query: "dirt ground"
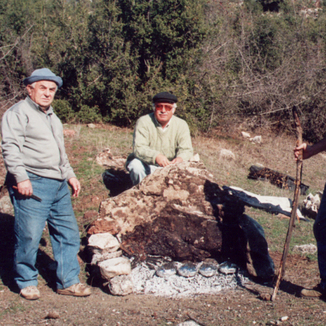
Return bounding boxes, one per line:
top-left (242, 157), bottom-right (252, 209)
top-left (2, 129), bottom-right (326, 326)
top-left (1, 251), bottom-right (326, 326)
top-left (1, 197), bottom-right (325, 326)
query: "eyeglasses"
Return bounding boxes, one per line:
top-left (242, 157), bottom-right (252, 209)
top-left (155, 104), bottom-right (174, 111)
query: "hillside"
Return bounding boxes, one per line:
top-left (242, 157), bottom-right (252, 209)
top-left (1, 124), bottom-right (326, 325)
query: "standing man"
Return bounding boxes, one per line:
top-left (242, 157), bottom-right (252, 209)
top-left (295, 139), bottom-right (326, 298)
top-left (126, 92), bottom-right (193, 185)
top-left (1, 68), bottom-right (91, 300)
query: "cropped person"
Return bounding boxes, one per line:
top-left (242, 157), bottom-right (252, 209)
top-left (1, 68), bottom-right (91, 300)
top-left (126, 92), bottom-right (193, 185)
top-left (294, 138), bottom-right (326, 298)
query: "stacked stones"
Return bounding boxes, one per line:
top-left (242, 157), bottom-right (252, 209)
top-left (88, 232), bottom-right (133, 296)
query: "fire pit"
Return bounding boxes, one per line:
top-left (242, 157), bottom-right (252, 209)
top-left (87, 156), bottom-right (275, 296)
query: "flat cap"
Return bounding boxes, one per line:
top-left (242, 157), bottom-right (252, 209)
top-left (23, 68), bottom-right (63, 88)
top-left (153, 92), bottom-right (177, 104)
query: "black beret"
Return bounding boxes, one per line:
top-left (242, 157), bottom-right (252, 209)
top-left (153, 92), bottom-right (177, 104)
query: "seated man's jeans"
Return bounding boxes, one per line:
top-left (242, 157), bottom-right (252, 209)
top-left (127, 158), bottom-right (160, 185)
top-left (314, 183), bottom-right (326, 291)
top-left (8, 172), bottom-right (80, 290)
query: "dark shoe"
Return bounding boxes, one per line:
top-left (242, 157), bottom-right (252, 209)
top-left (57, 283), bottom-right (91, 297)
top-left (20, 286), bottom-right (40, 300)
top-left (301, 285), bottom-right (325, 298)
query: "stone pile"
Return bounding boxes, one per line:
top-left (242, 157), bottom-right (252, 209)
top-left (87, 230), bottom-right (249, 297)
top-left (87, 154), bottom-right (275, 296)
top-left (87, 232), bottom-right (133, 295)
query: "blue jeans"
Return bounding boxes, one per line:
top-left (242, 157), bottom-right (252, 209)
top-left (127, 158), bottom-right (160, 185)
top-left (8, 172), bottom-right (80, 290)
top-left (314, 183), bottom-right (326, 290)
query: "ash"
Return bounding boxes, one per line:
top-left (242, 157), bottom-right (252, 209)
top-left (130, 262), bottom-right (249, 298)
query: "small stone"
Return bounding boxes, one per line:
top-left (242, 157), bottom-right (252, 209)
top-left (177, 321), bottom-right (200, 326)
top-left (280, 316), bottom-right (289, 321)
top-left (259, 293), bottom-right (272, 301)
top-left (45, 311), bottom-right (60, 319)
top-left (198, 261), bottom-right (218, 277)
top-left (88, 232), bottom-right (120, 251)
top-left (109, 274), bottom-right (133, 296)
top-left (241, 131), bottom-right (251, 139)
top-left (87, 123), bottom-right (96, 128)
top-left (98, 256), bottom-right (131, 280)
top-left (250, 135), bottom-right (262, 144)
top-left (292, 244), bottom-right (317, 255)
top-left (219, 149), bottom-right (236, 160)
top-left (177, 262), bottom-right (198, 278)
top-left (156, 262), bottom-right (177, 278)
top-left (218, 261), bottom-right (238, 275)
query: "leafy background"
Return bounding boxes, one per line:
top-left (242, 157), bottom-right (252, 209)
top-left (1, 0), bottom-right (326, 140)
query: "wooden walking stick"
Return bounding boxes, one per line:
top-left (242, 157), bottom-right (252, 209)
top-left (270, 106), bottom-right (303, 301)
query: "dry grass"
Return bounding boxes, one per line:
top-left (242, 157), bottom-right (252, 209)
top-left (192, 127), bottom-right (326, 254)
top-left (2, 123), bottom-right (326, 326)
top-left (54, 124), bottom-right (326, 257)
top-left (194, 129), bottom-right (326, 195)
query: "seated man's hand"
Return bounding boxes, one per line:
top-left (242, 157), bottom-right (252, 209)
top-left (170, 157), bottom-right (183, 165)
top-left (155, 154), bottom-right (171, 167)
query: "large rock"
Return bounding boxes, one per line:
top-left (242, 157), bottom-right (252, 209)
top-left (88, 158), bottom-right (274, 280)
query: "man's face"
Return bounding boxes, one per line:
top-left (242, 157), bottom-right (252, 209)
top-left (27, 80), bottom-right (57, 111)
top-left (154, 102), bottom-right (175, 127)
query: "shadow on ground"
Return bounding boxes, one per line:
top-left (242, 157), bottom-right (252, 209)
top-left (0, 213), bottom-right (17, 292)
top-left (0, 212), bottom-right (64, 293)
top-left (102, 168), bottom-right (132, 196)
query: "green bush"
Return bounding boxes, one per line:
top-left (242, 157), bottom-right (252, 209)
top-left (76, 105), bottom-right (102, 124)
top-left (52, 100), bottom-right (76, 123)
top-left (2, 0), bottom-right (326, 138)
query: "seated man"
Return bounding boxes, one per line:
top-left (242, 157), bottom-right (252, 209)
top-left (126, 92), bottom-right (193, 185)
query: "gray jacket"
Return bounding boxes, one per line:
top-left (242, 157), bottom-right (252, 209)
top-left (1, 96), bottom-right (76, 183)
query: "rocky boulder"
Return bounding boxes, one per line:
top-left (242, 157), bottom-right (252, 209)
top-left (87, 155), bottom-right (275, 288)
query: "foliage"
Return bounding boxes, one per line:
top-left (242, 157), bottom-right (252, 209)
top-left (76, 105), bottom-right (102, 123)
top-left (52, 99), bottom-right (75, 123)
top-left (1, 0), bottom-right (326, 140)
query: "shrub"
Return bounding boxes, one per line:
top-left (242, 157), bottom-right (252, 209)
top-left (52, 100), bottom-right (75, 123)
top-left (76, 105), bottom-right (102, 124)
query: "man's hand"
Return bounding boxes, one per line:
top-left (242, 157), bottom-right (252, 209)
top-left (294, 137), bottom-right (326, 161)
top-left (17, 179), bottom-right (33, 197)
top-left (155, 154), bottom-right (171, 167)
top-left (68, 177), bottom-right (81, 197)
top-left (170, 157), bottom-right (183, 165)
top-left (294, 143), bottom-right (307, 160)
